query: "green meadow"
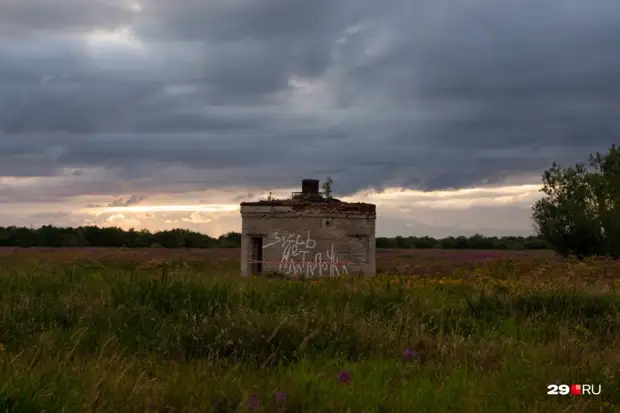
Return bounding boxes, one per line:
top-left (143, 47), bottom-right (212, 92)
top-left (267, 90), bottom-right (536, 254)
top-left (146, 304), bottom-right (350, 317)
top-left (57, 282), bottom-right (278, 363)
top-left (0, 248), bottom-right (618, 412)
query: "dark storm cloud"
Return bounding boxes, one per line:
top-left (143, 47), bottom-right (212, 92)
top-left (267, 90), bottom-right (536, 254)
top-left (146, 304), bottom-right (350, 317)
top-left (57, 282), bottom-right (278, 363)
top-left (108, 194), bottom-right (149, 207)
top-left (1, 0), bottom-right (620, 197)
top-left (1, 0), bottom-right (133, 33)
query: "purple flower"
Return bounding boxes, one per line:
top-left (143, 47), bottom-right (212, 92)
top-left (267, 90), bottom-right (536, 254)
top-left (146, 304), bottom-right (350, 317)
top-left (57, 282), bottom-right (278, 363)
top-left (275, 391), bottom-right (286, 404)
top-left (337, 370), bottom-right (351, 384)
top-left (247, 395), bottom-right (260, 411)
top-left (403, 348), bottom-right (417, 361)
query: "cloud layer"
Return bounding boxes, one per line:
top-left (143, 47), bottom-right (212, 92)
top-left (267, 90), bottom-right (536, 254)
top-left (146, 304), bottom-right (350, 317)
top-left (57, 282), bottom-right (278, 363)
top-left (1, 0), bottom-right (619, 234)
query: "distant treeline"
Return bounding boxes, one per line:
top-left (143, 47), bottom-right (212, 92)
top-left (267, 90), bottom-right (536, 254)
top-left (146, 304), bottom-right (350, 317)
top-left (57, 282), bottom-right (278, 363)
top-left (0, 225), bottom-right (551, 250)
top-left (375, 234), bottom-right (551, 250)
top-left (0, 226), bottom-right (241, 248)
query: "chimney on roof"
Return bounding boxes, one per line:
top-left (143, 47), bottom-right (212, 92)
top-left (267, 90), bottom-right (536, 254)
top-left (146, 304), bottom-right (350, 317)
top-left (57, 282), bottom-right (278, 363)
top-left (301, 179), bottom-right (320, 195)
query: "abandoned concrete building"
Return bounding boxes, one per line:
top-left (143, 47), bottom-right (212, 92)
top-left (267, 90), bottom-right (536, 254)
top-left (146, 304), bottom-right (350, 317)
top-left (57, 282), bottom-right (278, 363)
top-left (240, 179), bottom-right (376, 277)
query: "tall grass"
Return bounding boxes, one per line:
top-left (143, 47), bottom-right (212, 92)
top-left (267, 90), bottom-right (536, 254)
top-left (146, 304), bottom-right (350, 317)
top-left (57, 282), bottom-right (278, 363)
top-left (0, 255), bottom-right (618, 412)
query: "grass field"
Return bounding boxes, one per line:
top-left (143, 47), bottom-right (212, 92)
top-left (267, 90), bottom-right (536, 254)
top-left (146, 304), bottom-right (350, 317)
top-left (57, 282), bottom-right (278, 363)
top-left (0, 247), bottom-right (618, 412)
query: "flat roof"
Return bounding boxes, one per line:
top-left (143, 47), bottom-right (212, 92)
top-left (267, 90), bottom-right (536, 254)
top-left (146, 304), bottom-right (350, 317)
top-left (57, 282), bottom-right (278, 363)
top-left (240, 199), bottom-right (376, 213)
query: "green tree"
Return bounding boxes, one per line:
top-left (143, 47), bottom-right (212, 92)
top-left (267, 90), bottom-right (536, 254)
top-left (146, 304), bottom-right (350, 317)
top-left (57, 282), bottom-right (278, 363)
top-left (155, 229), bottom-right (186, 248)
top-left (532, 145), bottom-right (620, 258)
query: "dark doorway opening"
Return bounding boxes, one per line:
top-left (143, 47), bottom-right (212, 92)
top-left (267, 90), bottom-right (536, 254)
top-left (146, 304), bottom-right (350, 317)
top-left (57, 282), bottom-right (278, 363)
top-left (250, 237), bottom-right (263, 275)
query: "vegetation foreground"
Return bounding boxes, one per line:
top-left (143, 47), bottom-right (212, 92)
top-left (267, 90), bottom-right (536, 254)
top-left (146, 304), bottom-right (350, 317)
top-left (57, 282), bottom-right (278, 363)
top-left (0, 249), bottom-right (619, 412)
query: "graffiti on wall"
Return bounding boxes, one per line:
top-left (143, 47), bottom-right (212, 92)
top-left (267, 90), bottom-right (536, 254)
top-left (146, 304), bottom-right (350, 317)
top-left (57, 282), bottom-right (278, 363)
top-left (262, 231), bottom-right (349, 277)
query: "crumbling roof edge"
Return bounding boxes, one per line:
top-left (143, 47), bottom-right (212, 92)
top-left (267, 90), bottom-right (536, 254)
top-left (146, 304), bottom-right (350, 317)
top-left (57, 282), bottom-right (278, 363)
top-left (240, 200), bottom-right (376, 213)
top-left (240, 200), bottom-right (375, 206)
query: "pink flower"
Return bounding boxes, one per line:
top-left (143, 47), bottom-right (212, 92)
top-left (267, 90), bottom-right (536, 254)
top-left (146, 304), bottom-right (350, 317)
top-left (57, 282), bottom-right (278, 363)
top-left (247, 395), bottom-right (260, 411)
top-left (275, 391), bottom-right (286, 404)
top-left (403, 347), bottom-right (418, 361)
top-left (337, 370), bottom-right (351, 384)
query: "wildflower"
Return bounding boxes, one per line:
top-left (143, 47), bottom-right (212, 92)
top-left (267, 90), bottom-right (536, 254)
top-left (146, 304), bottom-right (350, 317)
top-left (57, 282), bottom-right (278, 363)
top-left (337, 370), bottom-right (351, 384)
top-left (403, 347), bottom-right (417, 361)
top-left (247, 395), bottom-right (260, 411)
top-left (275, 391), bottom-right (286, 404)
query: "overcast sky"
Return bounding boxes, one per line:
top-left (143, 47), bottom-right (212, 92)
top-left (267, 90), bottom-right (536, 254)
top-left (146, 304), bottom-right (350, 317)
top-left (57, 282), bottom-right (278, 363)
top-left (1, 0), bottom-right (619, 237)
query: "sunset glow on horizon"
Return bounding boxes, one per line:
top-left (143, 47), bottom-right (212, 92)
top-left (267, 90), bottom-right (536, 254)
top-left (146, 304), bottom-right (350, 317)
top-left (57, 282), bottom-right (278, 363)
top-left (32, 183), bottom-right (547, 237)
